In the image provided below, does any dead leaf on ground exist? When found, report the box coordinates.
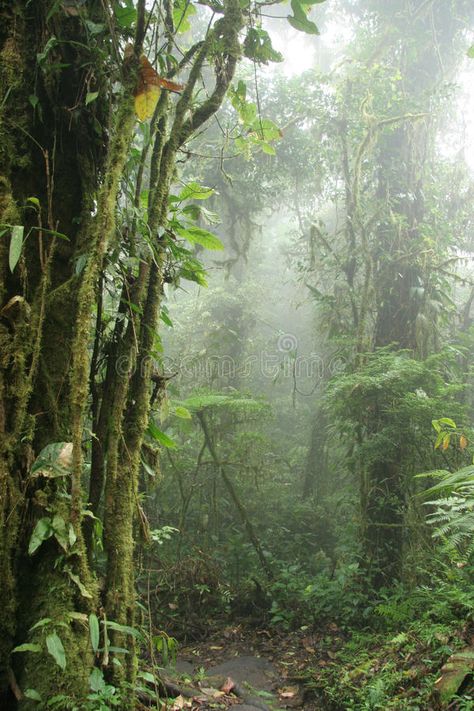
[199,687,226,698]
[279,685,298,698]
[169,695,191,709]
[220,677,235,694]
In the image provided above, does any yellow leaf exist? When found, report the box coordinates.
[460,435,468,450]
[134,85,160,121]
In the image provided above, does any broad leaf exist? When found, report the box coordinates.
[174,406,192,419]
[104,620,141,638]
[89,614,100,653]
[25,689,42,701]
[243,28,283,64]
[46,632,66,670]
[9,225,24,272]
[178,182,214,201]
[89,667,105,692]
[148,421,177,449]
[85,91,99,105]
[66,568,93,599]
[176,226,224,251]
[287,0,319,34]
[114,0,136,28]
[12,643,42,653]
[28,517,53,555]
[135,85,160,121]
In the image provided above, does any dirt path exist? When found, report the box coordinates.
[164,623,332,710]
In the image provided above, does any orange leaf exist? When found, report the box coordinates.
[156,76,184,93]
[136,55,184,96]
[134,56,184,120]
[220,677,235,694]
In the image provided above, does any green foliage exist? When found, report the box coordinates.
[243,28,283,64]
[28,514,77,556]
[328,350,465,471]
[287,0,320,35]
[46,632,67,671]
[269,561,366,629]
[8,224,24,272]
[89,614,100,654]
[418,461,474,560]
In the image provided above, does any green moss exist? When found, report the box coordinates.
[15,492,96,708]
[17,555,92,709]
[69,93,136,521]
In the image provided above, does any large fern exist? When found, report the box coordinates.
[419,466,474,558]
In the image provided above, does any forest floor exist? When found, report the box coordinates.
[153,616,474,711]
[158,621,346,710]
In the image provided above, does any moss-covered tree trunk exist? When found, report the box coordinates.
[0,0,263,704]
[0,1,146,704]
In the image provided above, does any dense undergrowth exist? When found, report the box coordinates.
[134,508,473,708]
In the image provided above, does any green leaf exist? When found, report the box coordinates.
[37,36,58,65]
[173,0,196,33]
[287,14,320,34]
[178,181,214,201]
[9,225,24,272]
[160,309,173,327]
[261,142,276,156]
[25,689,42,701]
[240,101,258,125]
[52,514,69,551]
[176,226,224,251]
[174,406,192,420]
[66,611,88,622]
[114,1,136,28]
[29,618,52,632]
[28,517,53,555]
[75,254,88,275]
[467,45,474,58]
[287,0,319,34]
[179,255,208,286]
[46,632,66,670]
[68,524,77,548]
[89,614,100,653]
[148,421,177,449]
[30,441,73,479]
[89,667,105,692]
[85,91,99,105]
[27,196,40,209]
[439,417,456,429]
[103,620,141,638]
[243,28,283,64]
[138,670,156,683]
[12,643,42,653]
[66,569,93,599]
[85,20,105,35]
[250,118,281,142]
